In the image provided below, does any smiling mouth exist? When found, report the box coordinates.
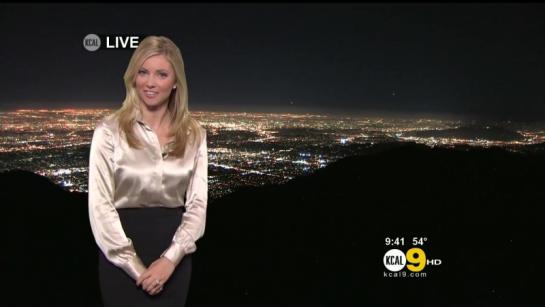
[144,90,158,98]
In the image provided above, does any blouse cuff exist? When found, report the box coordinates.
[120,254,147,281]
[161,235,197,267]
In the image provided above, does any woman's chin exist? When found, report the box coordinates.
[140,98,167,109]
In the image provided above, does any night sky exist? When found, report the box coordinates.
[1,3,544,121]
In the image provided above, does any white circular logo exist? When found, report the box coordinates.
[83,34,101,52]
[383,249,406,272]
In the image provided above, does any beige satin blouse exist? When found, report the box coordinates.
[88,111,208,281]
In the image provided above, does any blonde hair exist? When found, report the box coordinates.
[112,35,203,158]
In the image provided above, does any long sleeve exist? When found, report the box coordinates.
[161,128,208,266]
[88,121,146,280]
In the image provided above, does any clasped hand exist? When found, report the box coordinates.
[136,257,175,296]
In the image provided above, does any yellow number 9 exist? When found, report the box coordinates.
[406,248,426,272]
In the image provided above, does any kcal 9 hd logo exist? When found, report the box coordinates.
[383,248,442,272]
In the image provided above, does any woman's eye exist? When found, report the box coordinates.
[160,73,168,77]
[138,70,147,75]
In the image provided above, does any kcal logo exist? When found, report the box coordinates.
[83,34,141,51]
[383,248,441,272]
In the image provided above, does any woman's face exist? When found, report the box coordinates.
[135,54,176,110]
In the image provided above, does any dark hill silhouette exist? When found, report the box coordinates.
[1,170,99,307]
[1,142,544,306]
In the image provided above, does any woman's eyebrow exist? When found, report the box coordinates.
[140,67,170,73]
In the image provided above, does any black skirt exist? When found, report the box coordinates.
[98,207,192,307]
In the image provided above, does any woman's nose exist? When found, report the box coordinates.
[145,77,157,88]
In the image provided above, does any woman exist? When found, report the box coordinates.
[88,35,207,306]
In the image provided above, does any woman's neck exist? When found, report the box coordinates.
[140,104,170,132]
